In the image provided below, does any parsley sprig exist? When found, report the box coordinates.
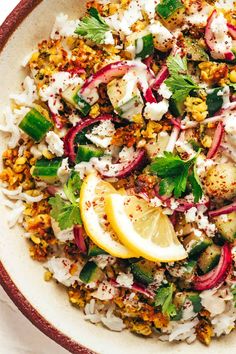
[154,284,177,318]
[165,55,200,104]
[150,151,203,201]
[75,7,110,44]
[49,172,82,230]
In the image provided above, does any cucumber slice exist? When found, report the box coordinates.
[62,85,91,116]
[206,88,223,117]
[88,245,108,257]
[76,144,104,163]
[32,158,62,183]
[214,212,236,243]
[183,232,213,257]
[156,0,184,20]
[198,244,221,274]
[19,108,53,142]
[135,34,154,59]
[130,260,155,285]
[116,96,143,120]
[107,78,144,121]
[184,38,209,62]
[169,97,185,117]
[79,261,104,284]
[187,293,202,313]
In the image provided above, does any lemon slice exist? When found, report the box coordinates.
[80,173,136,258]
[105,194,187,262]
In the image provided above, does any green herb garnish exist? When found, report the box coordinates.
[150,151,203,201]
[49,172,82,230]
[165,54,200,105]
[154,284,177,317]
[75,7,110,44]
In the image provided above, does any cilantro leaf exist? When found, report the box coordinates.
[159,177,176,196]
[49,194,82,230]
[165,54,200,105]
[49,172,82,230]
[189,162,203,202]
[165,74,199,103]
[64,171,82,204]
[150,151,186,177]
[74,7,109,44]
[151,151,202,199]
[155,284,177,317]
[166,54,188,76]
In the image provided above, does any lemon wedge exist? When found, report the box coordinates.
[105,194,187,262]
[80,173,137,258]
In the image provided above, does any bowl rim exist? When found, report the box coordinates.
[0,1,94,353]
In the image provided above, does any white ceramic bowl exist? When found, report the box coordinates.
[0,1,236,353]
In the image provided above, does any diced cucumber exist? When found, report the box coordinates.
[169,97,185,117]
[156,0,184,20]
[125,30,154,59]
[107,78,144,121]
[214,212,236,243]
[19,108,53,142]
[198,244,221,274]
[135,34,154,59]
[174,291,202,313]
[32,158,62,183]
[183,232,213,257]
[187,292,202,313]
[130,260,155,285]
[76,144,104,163]
[88,245,108,257]
[184,38,209,62]
[206,88,223,117]
[62,85,91,116]
[79,261,104,284]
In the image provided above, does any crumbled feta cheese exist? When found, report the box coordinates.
[92,281,118,300]
[74,160,97,179]
[185,4,212,26]
[105,1,143,36]
[185,207,198,223]
[158,83,172,99]
[51,218,74,242]
[170,198,179,210]
[149,22,173,50]
[215,0,236,10]
[217,86,231,109]
[144,100,169,121]
[210,13,232,60]
[92,255,116,269]
[51,13,80,39]
[193,229,203,238]
[39,72,83,115]
[46,131,64,157]
[86,121,116,148]
[104,31,115,45]
[116,273,134,288]
[119,146,135,162]
[196,155,214,178]
[224,111,236,147]
[57,158,71,184]
[150,197,163,207]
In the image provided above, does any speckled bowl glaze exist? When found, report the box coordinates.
[0,1,236,353]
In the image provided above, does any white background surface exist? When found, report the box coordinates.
[0,2,68,353]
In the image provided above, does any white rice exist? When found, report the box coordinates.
[84,300,126,332]
[10,76,38,107]
[46,257,82,287]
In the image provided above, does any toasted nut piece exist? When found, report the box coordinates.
[196,319,213,346]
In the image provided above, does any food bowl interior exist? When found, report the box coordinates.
[0,1,236,353]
